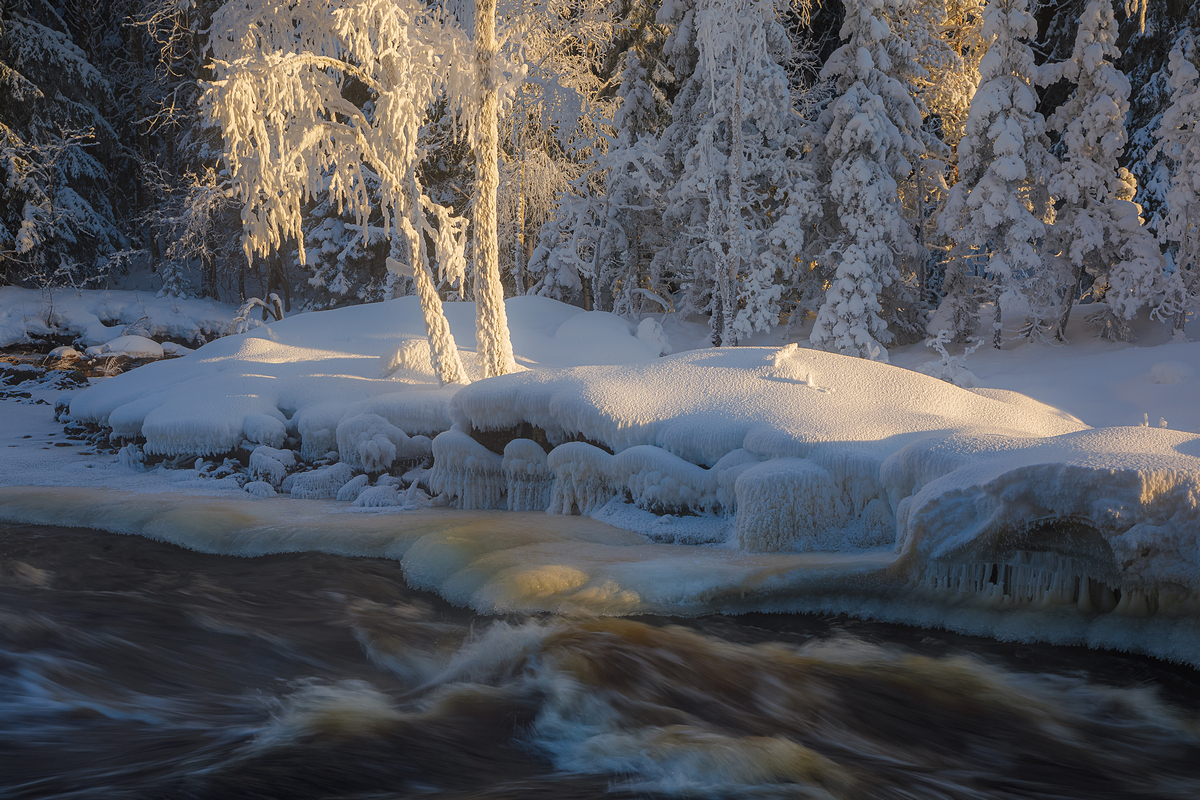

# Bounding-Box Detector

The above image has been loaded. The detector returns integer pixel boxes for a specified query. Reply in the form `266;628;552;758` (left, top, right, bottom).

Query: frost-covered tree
528;49;671;312
204;0;470;383
1044;0;1163;340
935;0;1055;348
467;0;516;377
1150;38;1200;335
0;0;128;287
654;0;816;346
808;0;925;362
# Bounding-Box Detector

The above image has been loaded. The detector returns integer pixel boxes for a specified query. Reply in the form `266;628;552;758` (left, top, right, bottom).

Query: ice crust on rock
336;413;432;473
547;442;622;515
428;430;505;510
502;439;553;512
243;413;288;448
336;473;370;502
249;445;297;488
891;427;1200;596
455;346;1090;551
289;462;355;500
244;480;276;498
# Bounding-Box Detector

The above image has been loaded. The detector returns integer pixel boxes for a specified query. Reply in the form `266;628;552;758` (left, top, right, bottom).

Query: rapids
2;522;1199;799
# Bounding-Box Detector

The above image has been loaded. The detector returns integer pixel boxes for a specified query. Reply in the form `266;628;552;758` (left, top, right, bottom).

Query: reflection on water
1;522;1198;799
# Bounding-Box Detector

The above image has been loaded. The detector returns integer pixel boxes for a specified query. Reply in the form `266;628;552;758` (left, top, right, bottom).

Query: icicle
427;430;505;509
546;442;621;515
503;439;553;512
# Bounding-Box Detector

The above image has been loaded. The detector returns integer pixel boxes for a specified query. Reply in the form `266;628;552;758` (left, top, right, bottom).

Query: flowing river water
2;521;1199;800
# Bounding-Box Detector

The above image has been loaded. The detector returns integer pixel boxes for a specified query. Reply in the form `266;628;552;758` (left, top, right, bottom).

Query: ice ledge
1;486;1198;667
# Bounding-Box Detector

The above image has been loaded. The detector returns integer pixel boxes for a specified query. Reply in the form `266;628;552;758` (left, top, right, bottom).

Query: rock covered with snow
99;335;164;359
428;430;504;510
890;426;1200;599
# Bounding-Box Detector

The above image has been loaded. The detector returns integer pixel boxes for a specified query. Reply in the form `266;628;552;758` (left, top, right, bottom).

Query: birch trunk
473;0;516;378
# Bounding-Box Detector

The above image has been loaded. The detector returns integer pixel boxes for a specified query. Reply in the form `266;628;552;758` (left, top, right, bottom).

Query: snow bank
69;296;660;458
890;427;1200;605
0;286;233;348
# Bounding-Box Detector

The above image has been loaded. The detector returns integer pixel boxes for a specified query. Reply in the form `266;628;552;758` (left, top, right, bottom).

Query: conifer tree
935;0;1054;348
808;0;924;361
1150;38;1200;335
1045;0;1163;340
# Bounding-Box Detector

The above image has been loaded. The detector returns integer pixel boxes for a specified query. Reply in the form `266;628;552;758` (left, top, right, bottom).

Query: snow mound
450;344;1090;550
69;296;657;459
100;335;164;359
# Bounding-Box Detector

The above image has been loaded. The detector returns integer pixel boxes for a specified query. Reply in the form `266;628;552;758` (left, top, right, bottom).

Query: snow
69;295;659;458
0;286;234;349
4;296;1200;666
98;335;164;359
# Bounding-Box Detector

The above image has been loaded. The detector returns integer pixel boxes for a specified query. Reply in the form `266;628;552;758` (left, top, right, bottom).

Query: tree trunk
513;129;526;295
721;43;744;348
1053;260;1084;341
406;171;467;385
473;0;515;378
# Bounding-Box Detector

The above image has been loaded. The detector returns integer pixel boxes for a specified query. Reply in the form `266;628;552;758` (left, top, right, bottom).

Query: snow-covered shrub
918;330;983;388
636;318;672;357
117;443;145;471
427;430;505;510
502;439;553;512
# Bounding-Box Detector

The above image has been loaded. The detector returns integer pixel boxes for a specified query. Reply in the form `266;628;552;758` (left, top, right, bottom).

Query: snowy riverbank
2;295;1200;665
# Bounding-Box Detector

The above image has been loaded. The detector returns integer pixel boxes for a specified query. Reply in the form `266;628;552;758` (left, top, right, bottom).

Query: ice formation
335;413;432;473
455;345;1089;549
244;480;277;498
352;484;402;507
547;442;621;515
502;439;553;512
249;445;297;488
243;413;288;448
336;473;371;502
428;430;505;510
288;463;355;500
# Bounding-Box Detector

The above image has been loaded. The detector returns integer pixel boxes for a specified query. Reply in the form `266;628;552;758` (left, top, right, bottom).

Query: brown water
1;522;1199;799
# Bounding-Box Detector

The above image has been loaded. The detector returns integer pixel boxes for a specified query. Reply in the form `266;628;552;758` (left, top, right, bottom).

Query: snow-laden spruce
808;0;925;362
651;0;816;346
1150;39;1200;336
935;0;1055;347
1043;0;1164;342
